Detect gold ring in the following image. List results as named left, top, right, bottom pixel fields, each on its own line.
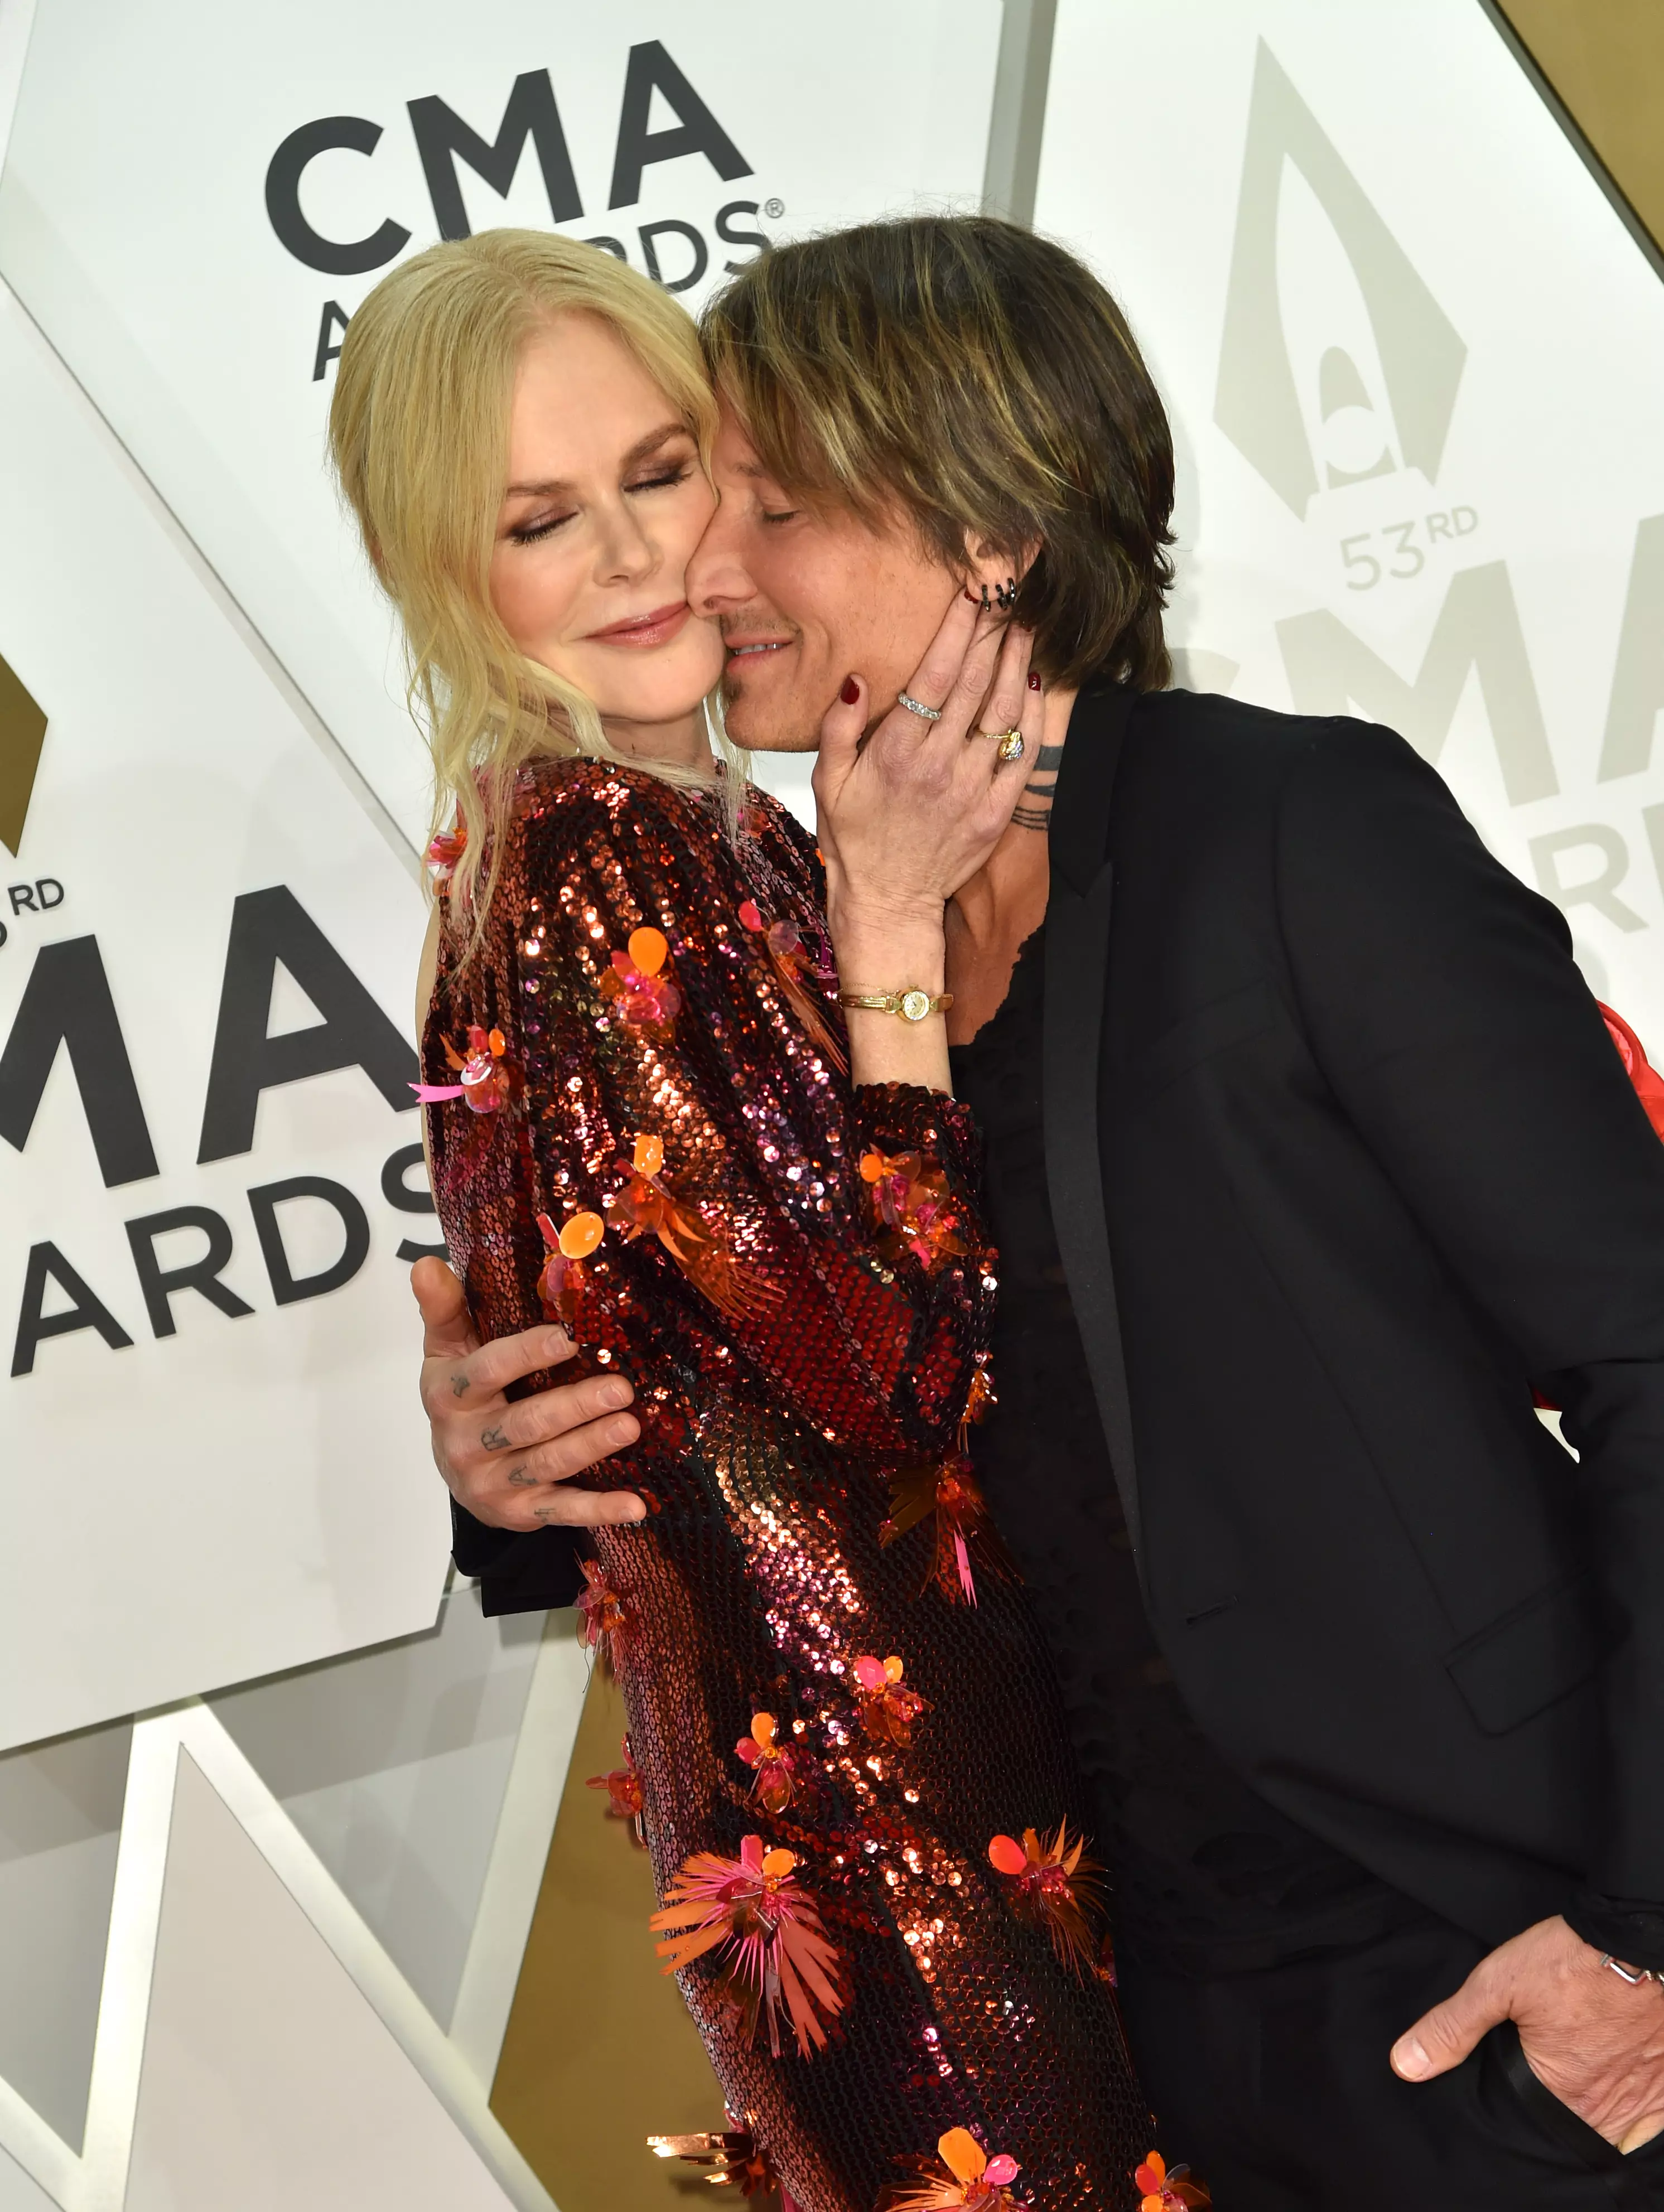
left=991, top=729, right=1024, bottom=764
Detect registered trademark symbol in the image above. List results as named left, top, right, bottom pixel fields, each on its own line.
left=763, top=197, right=784, bottom=221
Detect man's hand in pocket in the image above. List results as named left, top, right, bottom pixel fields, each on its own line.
left=1391, top=1915, right=1664, bottom=2151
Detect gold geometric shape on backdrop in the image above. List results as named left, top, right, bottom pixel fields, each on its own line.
left=1498, top=0, right=1664, bottom=253
left=0, top=647, right=47, bottom=857
left=491, top=1660, right=730, bottom=2212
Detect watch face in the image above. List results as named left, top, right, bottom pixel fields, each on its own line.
left=900, top=989, right=932, bottom=1023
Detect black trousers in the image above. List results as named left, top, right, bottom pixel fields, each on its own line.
left=1117, top=1913, right=1664, bottom=2210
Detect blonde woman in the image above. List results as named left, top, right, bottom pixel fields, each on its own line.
left=330, top=230, right=1149, bottom=2210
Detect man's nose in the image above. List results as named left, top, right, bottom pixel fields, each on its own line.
left=687, top=499, right=754, bottom=614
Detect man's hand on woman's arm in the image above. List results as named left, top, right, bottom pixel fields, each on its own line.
left=414, top=1257, right=645, bottom=1532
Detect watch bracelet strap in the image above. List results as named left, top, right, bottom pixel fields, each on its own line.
left=837, top=988, right=954, bottom=1019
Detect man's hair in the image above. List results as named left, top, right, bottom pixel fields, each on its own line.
left=701, top=215, right=1175, bottom=690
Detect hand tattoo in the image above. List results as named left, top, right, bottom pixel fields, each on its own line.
left=480, top=1424, right=509, bottom=1450
left=451, top=1373, right=470, bottom=1398
left=1012, top=741, right=1064, bottom=834
left=506, top=1466, right=537, bottom=1487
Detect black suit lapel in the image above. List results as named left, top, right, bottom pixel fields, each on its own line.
left=1043, top=684, right=1143, bottom=1573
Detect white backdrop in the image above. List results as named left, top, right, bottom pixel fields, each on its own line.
left=1036, top=0, right=1664, bottom=1053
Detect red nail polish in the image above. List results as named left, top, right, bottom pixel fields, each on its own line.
left=840, top=675, right=860, bottom=705
left=963, top=585, right=981, bottom=603
left=1028, top=670, right=1043, bottom=690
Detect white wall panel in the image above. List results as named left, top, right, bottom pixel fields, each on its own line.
left=1036, top=0, right=1664, bottom=1051
left=0, top=1723, right=128, bottom=2149
left=207, top=1586, right=543, bottom=2030
left=0, top=2146, right=54, bottom=2212
left=0, top=281, right=446, bottom=1751
left=124, top=1753, right=517, bottom=2212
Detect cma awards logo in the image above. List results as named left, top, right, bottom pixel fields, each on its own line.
left=1213, top=40, right=1467, bottom=518
left=264, top=40, right=767, bottom=375
left=1206, top=46, right=1664, bottom=958
left=0, top=650, right=438, bottom=1381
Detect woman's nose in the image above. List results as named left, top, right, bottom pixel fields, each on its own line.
left=595, top=505, right=657, bottom=584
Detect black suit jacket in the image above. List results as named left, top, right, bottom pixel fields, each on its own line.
left=1045, top=682, right=1664, bottom=1950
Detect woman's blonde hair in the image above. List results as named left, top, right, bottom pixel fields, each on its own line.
left=329, top=228, right=744, bottom=940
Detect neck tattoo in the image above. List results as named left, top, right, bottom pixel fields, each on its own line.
left=1011, top=741, right=1064, bottom=834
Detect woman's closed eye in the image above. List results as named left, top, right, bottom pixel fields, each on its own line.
left=505, top=462, right=694, bottom=545
left=507, top=509, right=576, bottom=546
left=625, top=462, right=694, bottom=498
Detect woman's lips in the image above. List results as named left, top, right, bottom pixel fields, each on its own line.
left=585, top=601, right=691, bottom=648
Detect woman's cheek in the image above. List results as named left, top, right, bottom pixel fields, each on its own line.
left=673, top=476, right=718, bottom=556
left=495, top=549, right=580, bottom=656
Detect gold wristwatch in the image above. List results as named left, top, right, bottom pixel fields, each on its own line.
left=836, top=988, right=954, bottom=1023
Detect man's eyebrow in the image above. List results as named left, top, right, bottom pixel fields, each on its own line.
left=504, top=421, right=689, bottom=499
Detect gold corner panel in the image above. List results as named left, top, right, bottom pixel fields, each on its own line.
left=1498, top=1, right=1664, bottom=251
left=0, top=649, right=47, bottom=859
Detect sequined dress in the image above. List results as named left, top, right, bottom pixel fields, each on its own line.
left=423, top=757, right=1150, bottom=2211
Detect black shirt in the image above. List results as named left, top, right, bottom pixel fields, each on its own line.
left=950, top=925, right=1416, bottom=1975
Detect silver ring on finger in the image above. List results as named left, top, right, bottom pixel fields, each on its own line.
left=896, top=690, right=943, bottom=723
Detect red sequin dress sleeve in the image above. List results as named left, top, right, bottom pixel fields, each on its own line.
left=423, top=759, right=1150, bottom=2212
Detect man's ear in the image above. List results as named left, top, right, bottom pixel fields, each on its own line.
left=961, top=529, right=1043, bottom=601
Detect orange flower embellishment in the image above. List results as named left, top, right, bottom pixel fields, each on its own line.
left=425, top=815, right=466, bottom=885
left=411, top=1023, right=514, bottom=1113
left=534, top=1209, right=605, bottom=1326
left=880, top=2128, right=1022, bottom=2212
left=587, top=1736, right=645, bottom=1842
left=861, top=1148, right=968, bottom=1272
left=650, top=1833, right=845, bottom=2058
left=611, top=1134, right=779, bottom=1322
left=851, top=1654, right=929, bottom=1747
left=648, top=2128, right=778, bottom=2196
left=987, top=1821, right=1106, bottom=1976
left=964, top=1354, right=996, bottom=1425
left=1135, top=2152, right=1210, bottom=2211
left=880, top=1455, right=1016, bottom=1607
left=735, top=1711, right=817, bottom=1815
left=739, top=899, right=848, bottom=1074
left=601, top=925, right=683, bottom=1036
left=576, top=1558, right=626, bottom=1665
